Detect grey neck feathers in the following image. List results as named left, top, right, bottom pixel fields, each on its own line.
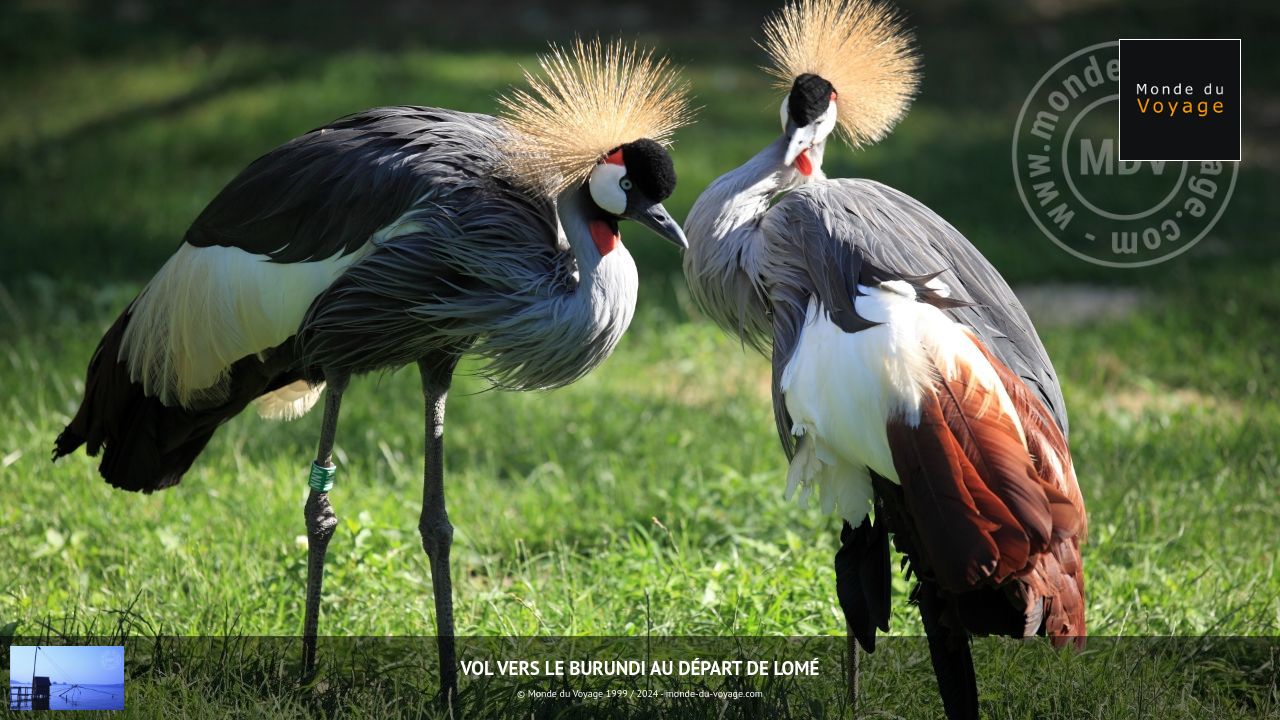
left=684, top=134, right=809, bottom=349
left=476, top=185, right=638, bottom=391
left=558, top=183, right=639, bottom=350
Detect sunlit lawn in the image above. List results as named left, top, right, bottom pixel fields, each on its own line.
left=2, top=8, right=1278, bottom=717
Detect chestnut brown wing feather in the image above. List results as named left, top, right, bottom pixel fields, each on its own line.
left=936, top=378, right=1049, bottom=564
left=968, top=334, right=1087, bottom=541
left=888, top=334, right=1087, bottom=640
left=970, top=336, right=1088, bottom=640
left=886, top=399, right=1000, bottom=590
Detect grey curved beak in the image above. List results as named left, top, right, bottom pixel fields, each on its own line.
left=625, top=200, right=688, bottom=249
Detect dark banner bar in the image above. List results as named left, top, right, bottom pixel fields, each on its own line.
left=4, top=636, right=1278, bottom=718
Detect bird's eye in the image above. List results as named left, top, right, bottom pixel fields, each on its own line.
left=620, top=178, right=633, bottom=191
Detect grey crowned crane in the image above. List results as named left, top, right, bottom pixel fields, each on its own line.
left=53, top=40, right=690, bottom=706
left=683, top=0, right=1087, bottom=717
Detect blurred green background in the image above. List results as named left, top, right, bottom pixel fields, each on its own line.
left=2, top=0, right=1278, bottom=652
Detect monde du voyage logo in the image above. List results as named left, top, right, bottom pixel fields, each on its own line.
left=1013, top=40, right=1240, bottom=268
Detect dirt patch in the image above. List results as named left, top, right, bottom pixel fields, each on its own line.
left=1014, top=285, right=1145, bottom=328
left=1106, top=386, right=1240, bottom=418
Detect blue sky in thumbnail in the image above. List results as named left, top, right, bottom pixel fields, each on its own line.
left=9, top=646, right=124, bottom=685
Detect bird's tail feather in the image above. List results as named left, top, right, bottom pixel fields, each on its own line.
left=54, top=308, right=291, bottom=492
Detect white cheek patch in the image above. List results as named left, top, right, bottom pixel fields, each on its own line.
left=780, top=95, right=790, bottom=132
left=814, top=103, right=838, bottom=142
left=589, top=162, right=628, bottom=215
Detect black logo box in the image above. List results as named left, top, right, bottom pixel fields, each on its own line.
left=1119, top=39, right=1241, bottom=162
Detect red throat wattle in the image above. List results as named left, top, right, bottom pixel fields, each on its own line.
left=794, top=149, right=813, bottom=177
left=589, top=220, right=619, bottom=255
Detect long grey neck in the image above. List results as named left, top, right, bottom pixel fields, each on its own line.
left=684, top=135, right=811, bottom=347
left=558, top=183, right=638, bottom=316
left=543, top=185, right=638, bottom=383
left=424, top=184, right=638, bottom=393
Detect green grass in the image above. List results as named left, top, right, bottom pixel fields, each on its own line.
left=2, top=2, right=1279, bottom=717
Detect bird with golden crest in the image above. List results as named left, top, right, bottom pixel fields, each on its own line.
left=685, top=1, right=1086, bottom=718
left=56, top=37, right=691, bottom=711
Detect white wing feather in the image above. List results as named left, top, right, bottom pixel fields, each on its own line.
left=780, top=284, right=1027, bottom=525
left=120, top=242, right=369, bottom=408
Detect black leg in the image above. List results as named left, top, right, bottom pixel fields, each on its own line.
left=845, top=627, right=861, bottom=711
left=302, top=372, right=349, bottom=678
left=418, top=358, right=459, bottom=712
left=918, top=581, right=978, bottom=720
left=834, top=517, right=891, bottom=711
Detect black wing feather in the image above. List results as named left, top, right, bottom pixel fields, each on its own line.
left=184, top=106, right=504, bottom=263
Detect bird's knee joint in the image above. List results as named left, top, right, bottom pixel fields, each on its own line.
left=305, top=494, right=338, bottom=541
left=419, top=519, right=453, bottom=556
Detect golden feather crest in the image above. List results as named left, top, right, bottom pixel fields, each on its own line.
left=762, top=0, right=919, bottom=146
left=498, top=39, right=691, bottom=195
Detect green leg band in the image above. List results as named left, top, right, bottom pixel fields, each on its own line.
left=309, top=461, right=336, bottom=492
